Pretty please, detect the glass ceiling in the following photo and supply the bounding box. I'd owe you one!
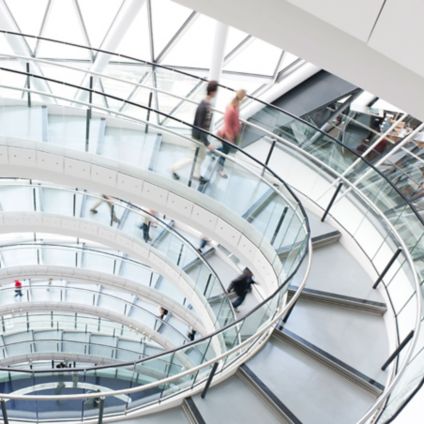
[0,0,302,105]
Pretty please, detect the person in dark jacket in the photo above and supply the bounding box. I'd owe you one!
[227,267,256,311]
[171,81,218,184]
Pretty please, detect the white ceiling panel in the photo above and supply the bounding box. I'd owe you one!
[286,0,385,42]
[368,0,424,78]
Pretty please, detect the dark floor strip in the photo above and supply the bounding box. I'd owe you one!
[278,230,340,257]
[288,286,387,313]
[275,328,385,393]
[239,364,303,424]
[311,230,340,247]
[184,397,206,424]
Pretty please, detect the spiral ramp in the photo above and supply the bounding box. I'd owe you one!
[0,33,418,424]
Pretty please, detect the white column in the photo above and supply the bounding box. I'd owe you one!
[209,21,229,81]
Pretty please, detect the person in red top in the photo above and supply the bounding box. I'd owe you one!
[216,89,246,178]
[14,279,23,298]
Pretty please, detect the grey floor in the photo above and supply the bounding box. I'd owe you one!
[121,407,188,423]
[0,107,394,423]
[248,335,377,424]
[193,374,286,424]
[304,243,383,302]
[285,298,389,384]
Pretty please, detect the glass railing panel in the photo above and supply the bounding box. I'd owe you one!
[377,344,424,422]
[46,105,87,151]
[203,156,271,217]
[0,36,314,416]
[238,303,271,342]
[1,244,37,266]
[0,185,34,211]
[396,294,419,345]
[82,249,116,274]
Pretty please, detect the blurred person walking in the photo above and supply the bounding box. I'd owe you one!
[227,267,256,312]
[90,194,120,225]
[171,81,218,184]
[216,89,246,178]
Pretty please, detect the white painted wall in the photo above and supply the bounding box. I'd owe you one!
[174,0,424,120]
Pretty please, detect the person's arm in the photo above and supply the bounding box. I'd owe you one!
[227,281,234,293]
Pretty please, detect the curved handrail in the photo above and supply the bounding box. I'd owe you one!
[0,67,308,222]
[0,30,420,423]
[0,283,190,342]
[0,28,420,228]
[0,75,313,410]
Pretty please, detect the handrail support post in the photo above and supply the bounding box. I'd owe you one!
[261,139,276,176]
[85,76,93,152]
[97,396,105,424]
[201,362,219,399]
[373,248,402,289]
[0,399,8,424]
[321,182,343,222]
[271,206,288,245]
[381,331,414,371]
[26,62,31,108]
[145,91,153,134]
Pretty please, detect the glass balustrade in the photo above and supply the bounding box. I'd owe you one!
[0,31,315,422]
[0,180,234,330]
[0,284,189,347]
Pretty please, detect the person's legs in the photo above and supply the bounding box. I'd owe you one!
[170,157,192,179]
[199,238,208,250]
[90,199,103,213]
[232,292,246,309]
[142,223,151,242]
[193,144,207,180]
[103,198,119,224]
[218,143,230,177]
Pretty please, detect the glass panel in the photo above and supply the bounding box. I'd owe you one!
[78,0,123,49]
[115,1,151,61]
[151,0,192,58]
[37,0,91,60]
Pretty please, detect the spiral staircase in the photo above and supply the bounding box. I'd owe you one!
[0,32,420,424]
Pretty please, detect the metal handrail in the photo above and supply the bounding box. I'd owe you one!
[0,241,313,399]
[0,53,312,413]
[0,83,414,424]
[0,283,190,342]
[0,28,421,223]
[0,32,424,422]
[0,55,418,418]
[0,179,229,299]
[0,31,420,423]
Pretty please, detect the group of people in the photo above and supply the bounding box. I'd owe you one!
[88,80,246,240]
[171,80,246,183]
[84,81,256,326]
